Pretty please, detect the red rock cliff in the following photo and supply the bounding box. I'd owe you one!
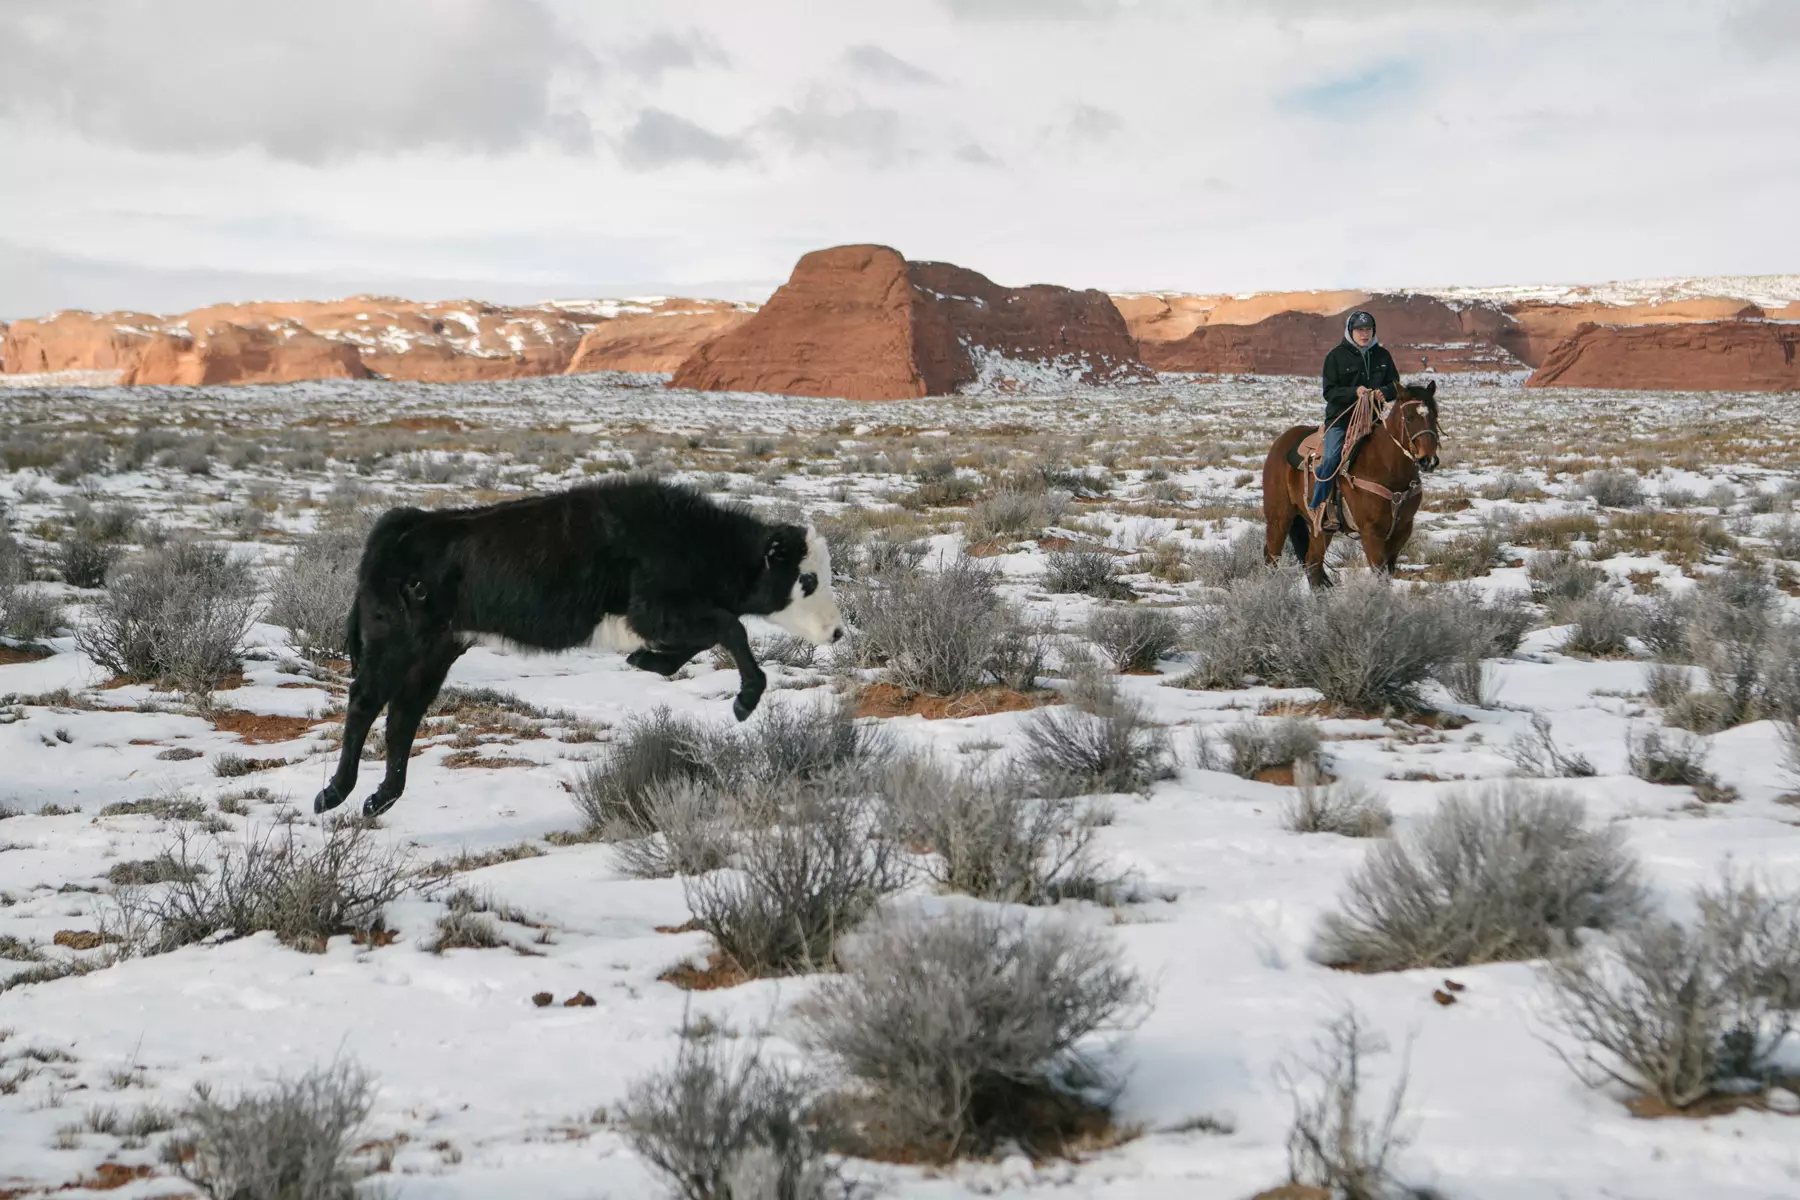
[122,322,374,386]
[669,245,1151,400]
[1526,321,1800,391]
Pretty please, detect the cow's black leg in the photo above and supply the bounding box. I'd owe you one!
[315,669,392,813]
[712,617,766,722]
[630,603,765,721]
[625,644,707,677]
[362,644,463,817]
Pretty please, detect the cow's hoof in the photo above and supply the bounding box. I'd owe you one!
[313,784,346,814]
[625,649,653,672]
[362,790,401,818]
[733,694,760,722]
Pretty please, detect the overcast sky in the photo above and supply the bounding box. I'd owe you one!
[2,0,1796,317]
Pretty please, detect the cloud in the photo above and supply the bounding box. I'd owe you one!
[619,29,733,81]
[761,91,905,166]
[1278,63,1415,117]
[1062,103,1124,142]
[939,0,1137,18]
[1725,0,1800,57]
[843,44,941,85]
[955,142,1003,166]
[617,109,754,169]
[0,0,597,165]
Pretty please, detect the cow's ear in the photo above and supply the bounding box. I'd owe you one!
[764,526,804,568]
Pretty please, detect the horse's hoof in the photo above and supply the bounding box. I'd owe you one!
[313,785,345,814]
[362,790,400,818]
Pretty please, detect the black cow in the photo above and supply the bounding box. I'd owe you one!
[313,477,844,818]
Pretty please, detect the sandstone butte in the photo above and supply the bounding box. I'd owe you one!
[0,296,755,386]
[1526,321,1800,391]
[1116,285,1800,382]
[668,244,1154,401]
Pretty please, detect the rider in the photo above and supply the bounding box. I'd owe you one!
[1312,309,1399,526]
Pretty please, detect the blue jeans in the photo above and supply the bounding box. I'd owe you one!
[1310,423,1346,508]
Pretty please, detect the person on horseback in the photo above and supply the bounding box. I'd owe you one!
[1312,309,1399,530]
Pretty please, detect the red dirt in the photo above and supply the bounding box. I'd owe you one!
[1251,765,1336,787]
[441,750,536,770]
[659,953,752,992]
[654,919,704,934]
[857,684,1059,720]
[66,1163,155,1191]
[211,710,322,744]
[1627,1084,1800,1119]
[0,646,53,666]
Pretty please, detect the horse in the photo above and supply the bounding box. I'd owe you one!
[1261,379,1441,587]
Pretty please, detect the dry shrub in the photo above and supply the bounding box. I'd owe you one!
[116,824,415,954]
[1085,605,1183,673]
[1042,548,1133,599]
[267,517,374,661]
[0,534,59,641]
[1315,787,1644,971]
[1283,766,1392,838]
[1529,551,1605,617]
[75,541,259,696]
[1545,870,1800,1110]
[1559,592,1638,658]
[967,489,1068,542]
[1186,527,1267,589]
[683,781,906,977]
[799,908,1147,1158]
[1626,727,1736,803]
[573,708,746,835]
[875,754,1106,905]
[1277,1009,1415,1200]
[619,1030,840,1200]
[1020,680,1172,797]
[1583,469,1645,509]
[1222,718,1323,780]
[1506,712,1596,779]
[169,1061,380,1200]
[848,555,1041,694]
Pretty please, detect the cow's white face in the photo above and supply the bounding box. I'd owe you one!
[766,527,846,646]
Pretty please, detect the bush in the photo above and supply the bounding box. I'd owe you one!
[1626,726,1736,802]
[1042,548,1132,599]
[55,530,122,589]
[1085,605,1183,673]
[798,908,1147,1157]
[849,555,1039,695]
[1584,469,1645,509]
[1186,528,1267,589]
[619,1030,839,1200]
[170,1062,378,1200]
[573,708,746,835]
[1545,870,1800,1110]
[683,783,905,976]
[608,778,738,880]
[1020,694,1172,797]
[75,541,259,695]
[1559,592,1638,658]
[116,824,415,954]
[1422,520,1508,580]
[1222,717,1323,780]
[1683,568,1800,728]
[1282,767,1392,838]
[1277,1010,1415,1200]
[1529,551,1606,616]
[0,535,59,641]
[1186,572,1520,712]
[1315,787,1644,971]
[1506,712,1596,779]
[267,519,372,661]
[876,755,1103,905]
[967,489,1068,543]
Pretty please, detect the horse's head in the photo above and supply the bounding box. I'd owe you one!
[1389,379,1440,472]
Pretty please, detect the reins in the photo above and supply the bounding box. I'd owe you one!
[1330,396,1437,540]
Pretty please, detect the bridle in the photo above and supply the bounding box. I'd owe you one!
[1382,396,1440,473]
[1336,394,1440,541]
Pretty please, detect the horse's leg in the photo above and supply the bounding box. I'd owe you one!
[1385,508,1418,575]
[1307,530,1333,588]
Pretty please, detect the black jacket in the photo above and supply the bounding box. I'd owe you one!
[1321,339,1398,427]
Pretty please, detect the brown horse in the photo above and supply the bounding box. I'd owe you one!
[1262,380,1441,586]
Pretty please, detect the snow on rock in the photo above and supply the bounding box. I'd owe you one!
[671,244,1152,401]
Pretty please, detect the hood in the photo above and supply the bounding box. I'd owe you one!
[1343,310,1379,349]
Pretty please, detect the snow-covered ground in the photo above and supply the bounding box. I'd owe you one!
[3,372,1800,1198]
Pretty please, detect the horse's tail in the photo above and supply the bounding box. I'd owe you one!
[1286,514,1310,564]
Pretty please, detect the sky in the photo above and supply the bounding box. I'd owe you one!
[1,0,1797,317]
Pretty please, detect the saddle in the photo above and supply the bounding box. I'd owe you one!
[1290,427,1358,538]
